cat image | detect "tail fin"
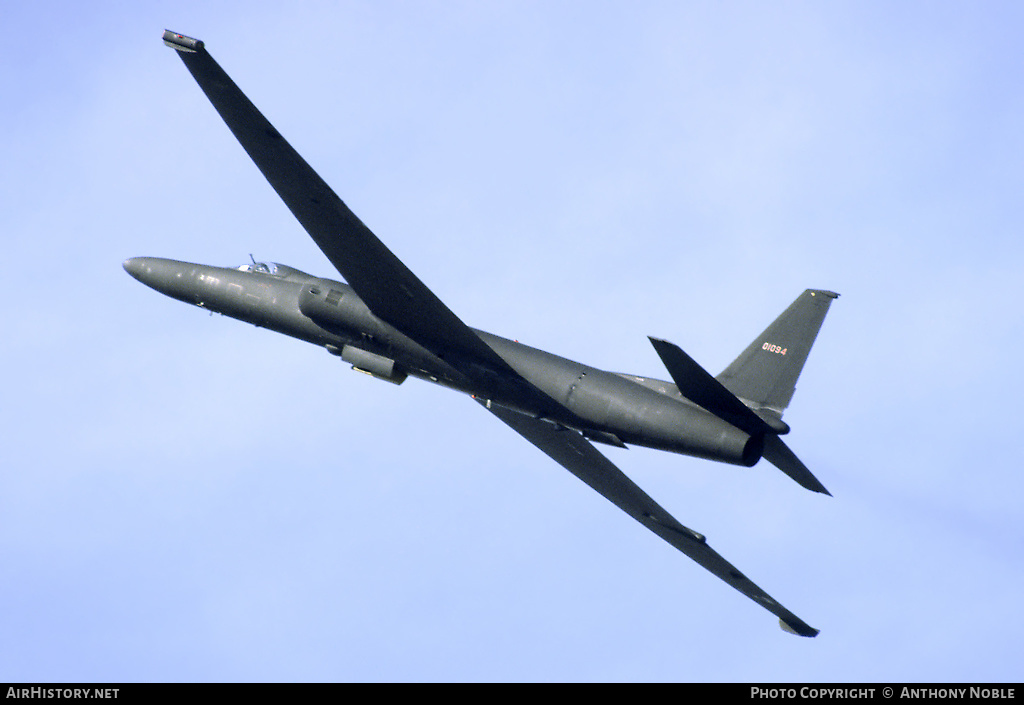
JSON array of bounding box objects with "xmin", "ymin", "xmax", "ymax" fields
[{"xmin": 716, "ymin": 289, "xmax": 838, "ymax": 414}]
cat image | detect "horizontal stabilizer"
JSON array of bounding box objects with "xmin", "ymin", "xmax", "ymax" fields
[
  {"xmin": 648, "ymin": 337, "xmax": 780, "ymax": 436},
  {"xmin": 762, "ymin": 435, "xmax": 830, "ymax": 496}
]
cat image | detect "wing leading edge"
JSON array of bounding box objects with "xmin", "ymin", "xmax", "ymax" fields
[
  {"xmin": 481, "ymin": 401, "xmax": 819, "ymax": 637},
  {"xmin": 162, "ymin": 31, "xmax": 513, "ymax": 378}
]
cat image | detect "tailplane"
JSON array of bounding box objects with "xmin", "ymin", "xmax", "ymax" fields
[
  {"xmin": 762, "ymin": 435, "xmax": 831, "ymax": 496},
  {"xmin": 650, "ymin": 289, "xmax": 837, "ymax": 495}
]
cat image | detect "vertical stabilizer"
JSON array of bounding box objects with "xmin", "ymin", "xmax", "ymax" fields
[{"xmin": 716, "ymin": 290, "xmax": 838, "ymax": 413}]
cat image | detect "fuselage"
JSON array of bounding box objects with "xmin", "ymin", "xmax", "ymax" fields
[{"xmin": 124, "ymin": 256, "xmax": 762, "ymax": 467}]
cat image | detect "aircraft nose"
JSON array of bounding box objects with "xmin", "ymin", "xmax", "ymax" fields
[
  {"xmin": 122, "ymin": 256, "xmax": 206, "ymax": 304},
  {"xmin": 122, "ymin": 257, "xmax": 183, "ymax": 292},
  {"xmin": 123, "ymin": 257, "xmax": 147, "ymax": 281}
]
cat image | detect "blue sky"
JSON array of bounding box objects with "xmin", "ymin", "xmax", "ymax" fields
[{"xmin": 2, "ymin": 1, "xmax": 1022, "ymax": 682}]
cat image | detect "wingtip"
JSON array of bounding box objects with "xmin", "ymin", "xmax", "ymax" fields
[
  {"xmin": 163, "ymin": 30, "xmax": 204, "ymax": 53},
  {"xmin": 780, "ymin": 617, "xmax": 820, "ymax": 637}
]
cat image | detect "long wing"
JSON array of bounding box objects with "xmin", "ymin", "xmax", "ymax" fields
[
  {"xmin": 165, "ymin": 31, "xmax": 818, "ymax": 636},
  {"xmin": 481, "ymin": 401, "xmax": 820, "ymax": 637},
  {"xmin": 163, "ymin": 31, "xmax": 513, "ymax": 376}
]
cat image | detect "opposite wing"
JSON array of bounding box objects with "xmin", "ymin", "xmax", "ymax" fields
[
  {"xmin": 481, "ymin": 401, "xmax": 819, "ymax": 637},
  {"xmin": 163, "ymin": 31, "xmax": 512, "ymax": 377}
]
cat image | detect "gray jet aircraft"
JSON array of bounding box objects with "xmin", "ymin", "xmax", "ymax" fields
[{"xmin": 125, "ymin": 31, "xmax": 839, "ymax": 637}]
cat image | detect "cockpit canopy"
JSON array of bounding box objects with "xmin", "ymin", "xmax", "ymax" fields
[
  {"xmin": 234, "ymin": 260, "xmax": 311, "ymax": 280},
  {"xmin": 236, "ymin": 261, "xmax": 282, "ymax": 275}
]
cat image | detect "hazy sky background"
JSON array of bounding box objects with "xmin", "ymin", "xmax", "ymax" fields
[{"xmin": 2, "ymin": 1, "xmax": 1022, "ymax": 682}]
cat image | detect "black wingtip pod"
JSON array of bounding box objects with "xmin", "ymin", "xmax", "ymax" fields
[{"xmin": 163, "ymin": 30, "xmax": 204, "ymax": 53}]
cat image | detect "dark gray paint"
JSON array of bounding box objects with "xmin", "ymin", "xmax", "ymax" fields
[{"xmin": 125, "ymin": 31, "xmax": 842, "ymax": 637}]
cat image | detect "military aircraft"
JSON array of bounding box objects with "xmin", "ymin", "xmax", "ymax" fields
[{"xmin": 126, "ymin": 30, "xmax": 839, "ymax": 637}]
